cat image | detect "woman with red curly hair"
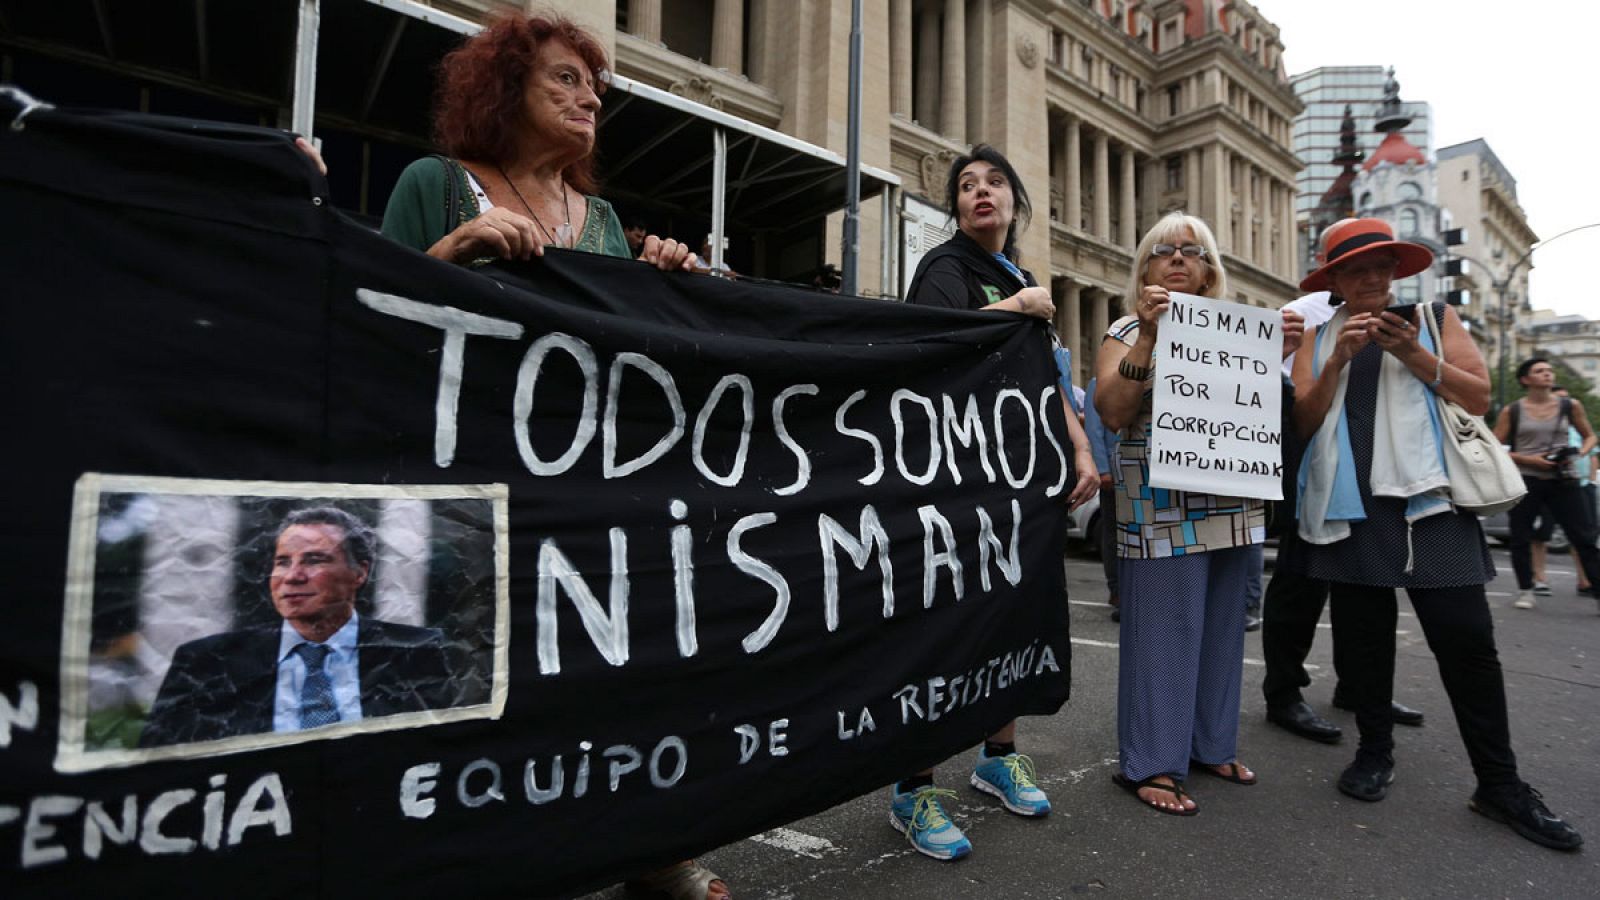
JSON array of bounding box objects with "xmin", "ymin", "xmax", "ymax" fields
[
  {"xmin": 382, "ymin": 13, "xmax": 693, "ymax": 271},
  {"xmin": 387, "ymin": 14, "xmax": 719, "ymax": 900}
]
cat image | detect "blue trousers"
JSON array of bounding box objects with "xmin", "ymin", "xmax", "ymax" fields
[{"xmin": 1117, "ymin": 546, "xmax": 1253, "ymax": 782}]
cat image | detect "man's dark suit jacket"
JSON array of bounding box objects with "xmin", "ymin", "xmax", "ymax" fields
[{"xmin": 138, "ymin": 617, "xmax": 456, "ymax": 747}]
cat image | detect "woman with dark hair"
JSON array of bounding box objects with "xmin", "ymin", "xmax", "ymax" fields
[
  {"xmin": 382, "ymin": 14, "xmax": 693, "ymax": 271},
  {"xmin": 1291, "ymin": 218, "xmax": 1580, "ymax": 850},
  {"xmin": 888, "ymin": 144, "xmax": 1098, "ymax": 861},
  {"xmin": 1096, "ymin": 212, "xmax": 1304, "ymax": 816},
  {"xmin": 1493, "ymin": 359, "xmax": 1600, "ymax": 610},
  {"xmin": 903, "ymin": 145, "xmax": 1057, "ymax": 316}
]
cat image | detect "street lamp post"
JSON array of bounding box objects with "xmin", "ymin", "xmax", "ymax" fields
[{"xmin": 1493, "ymin": 222, "xmax": 1600, "ymax": 410}]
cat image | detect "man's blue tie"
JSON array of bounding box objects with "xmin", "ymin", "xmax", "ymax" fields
[{"xmin": 294, "ymin": 642, "xmax": 340, "ymax": 729}]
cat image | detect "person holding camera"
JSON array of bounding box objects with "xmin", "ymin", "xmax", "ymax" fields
[{"xmin": 1492, "ymin": 358, "xmax": 1600, "ymax": 612}]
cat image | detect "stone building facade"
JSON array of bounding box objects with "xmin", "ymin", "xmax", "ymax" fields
[
  {"xmin": 1349, "ymin": 72, "xmax": 1444, "ymax": 307},
  {"xmin": 543, "ymin": 0, "xmax": 1306, "ymax": 383},
  {"xmin": 1520, "ymin": 311, "xmax": 1600, "ymax": 395},
  {"xmin": 0, "ymin": 0, "xmax": 1304, "ymax": 385},
  {"xmin": 1436, "ymin": 138, "xmax": 1539, "ymax": 378},
  {"xmin": 1290, "ymin": 65, "xmax": 1431, "ymax": 242}
]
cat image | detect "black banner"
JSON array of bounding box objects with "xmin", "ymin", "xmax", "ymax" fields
[{"xmin": 0, "ymin": 105, "xmax": 1072, "ymax": 897}]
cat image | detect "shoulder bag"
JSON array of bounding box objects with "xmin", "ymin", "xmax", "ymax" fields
[{"xmin": 1419, "ymin": 304, "xmax": 1526, "ymax": 515}]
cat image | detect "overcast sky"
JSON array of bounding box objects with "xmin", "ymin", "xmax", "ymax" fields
[{"xmin": 1260, "ymin": 0, "xmax": 1596, "ymax": 316}]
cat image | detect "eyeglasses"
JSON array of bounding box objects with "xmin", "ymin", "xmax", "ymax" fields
[{"xmin": 1151, "ymin": 243, "xmax": 1208, "ymax": 260}]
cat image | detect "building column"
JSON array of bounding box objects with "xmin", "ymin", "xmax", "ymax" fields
[
  {"xmin": 1281, "ymin": 180, "xmax": 1297, "ymax": 278},
  {"xmin": 1240, "ymin": 163, "xmax": 1255, "ymax": 264},
  {"xmin": 1052, "ymin": 116, "xmax": 1068, "ymax": 223},
  {"xmin": 940, "ymin": 0, "xmax": 966, "ymax": 143},
  {"xmin": 1056, "ymin": 278, "xmax": 1083, "ymax": 380},
  {"xmin": 1207, "ymin": 143, "xmax": 1231, "ymax": 250},
  {"xmin": 1093, "ymin": 130, "xmax": 1111, "ymax": 241},
  {"xmin": 627, "ymin": 0, "xmax": 661, "ymax": 42},
  {"xmin": 890, "ymin": 0, "xmax": 912, "ymax": 117},
  {"xmin": 1267, "ymin": 178, "xmax": 1280, "ymax": 277},
  {"xmin": 1140, "ymin": 156, "xmax": 1162, "ymax": 233},
  {"xmin": 1087, "ymin": 287, "xmax": 1110, "ymax": 363},
  {"xmin": 1119, "ymin": 145, "xmax": 1137, "ymax": 248},
  {"xmin": 915, "ymin": 4, "xmax": 940, "ymax": 127},
  {"xmin": 747, "ymin": 0, "xmax": 768, "ymax": 84},
  {"xmin": 1066, "ymin": 115, "xmax": 1082, "ymax": 231},
  {"xmin": 711, "ymin": 0, "xmax": 744, "ymax": 73},
  {"xmin": 1186, "ymin": 147, "xmax": 1202, "ymax": 215}
]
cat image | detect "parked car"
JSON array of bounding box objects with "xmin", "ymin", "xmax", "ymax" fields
[{"xmin": 1065, "ymin": 489, "xmax": 1102, "ymax": 557}]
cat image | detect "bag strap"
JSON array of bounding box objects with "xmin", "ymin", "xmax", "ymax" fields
[
  {"xmin": 430, "ymin": 154, "xmax": 463, "ymax": 229},
  {"xmin": 1419, "ymin": 300, "xmax": 1445, "ymax": 364}
]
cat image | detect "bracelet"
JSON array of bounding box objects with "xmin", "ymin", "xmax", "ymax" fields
[
  {"xmin": 1428, "ymin": 354, "xmax": 1444, "ymax": 390},
  {"xmin": 1118, "ymin": 357, "xmax": 1154, "ymax": 381}
]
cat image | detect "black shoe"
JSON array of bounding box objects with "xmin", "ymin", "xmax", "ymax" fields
[
  {"xmin": 1331, "ymin": 694, "xmax": 1425, "ymax": 727},
  {"xmin": 1388, "ymin": 701, "xmax": 1424, "ymax": 727},
  {"xmin": 1266, "ymin": 701, "xmax": 1343, "ymax": 744},
  {"xmin": 1243, "ymin": 614, "xmax": 1262, "ymax": 633},
  {"xmin": 1110, "ymin": 607, "xmax": 1121, "ymax": 623},
  {"xmin": 1470, "ymin": 782, "xmax": 1584, "ymax": 851},
  {"xmin": 1337, "ymin": 757, "xmax": 1395, "ymax": 802}
]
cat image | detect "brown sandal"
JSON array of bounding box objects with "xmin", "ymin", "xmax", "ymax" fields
[{"xmin": 1113, "ymin": 772, "xmax": 1199, "ymax": 816}]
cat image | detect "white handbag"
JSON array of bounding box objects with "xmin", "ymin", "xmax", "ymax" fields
[{"xmin": 1419, "ymin": 305, "xmax": 1527, "ymax": 515}]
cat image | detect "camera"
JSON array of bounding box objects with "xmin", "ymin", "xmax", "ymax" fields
[{"xmin": 1545, "ymin": 446, "xmax": 1580, "ymax": 482}]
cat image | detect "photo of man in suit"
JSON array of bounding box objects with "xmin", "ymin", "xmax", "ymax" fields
[{"xmin": 139, "ymin": 506, "xmax": 455, "ymax": 747}]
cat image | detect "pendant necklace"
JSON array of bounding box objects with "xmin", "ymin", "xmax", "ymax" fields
[{"xmin": 499, "ymin": 165, "xmax": 574, "ymax": 248}]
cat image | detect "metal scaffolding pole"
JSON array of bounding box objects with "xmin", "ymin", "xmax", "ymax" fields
[
  {"xmin": 840, "ymin": 0, "xmax": 863, "ymax": 296},
  {"xmin": 710, "ymin": 126, "xmax": 728, "ymax": 274},
  {"xmin": 290, "ymin": 0, "xmax": 320, "ymax": 138}
]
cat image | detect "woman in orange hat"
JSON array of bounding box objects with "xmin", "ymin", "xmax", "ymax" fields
[{"xmin": 1289, "ymin": 218, "xmax": 1581, "ymax": 851}]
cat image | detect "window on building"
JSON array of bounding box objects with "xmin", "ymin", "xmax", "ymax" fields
[
  {"xmin": 1398, "ymin": 181, "xmax": 1422, "ymax": 200},
  {"xmin": 1049, "ymin": 29, "xmax": 1064, "ymax": 67},
  {"xmin": 1167, "ymin": 84, "xmax": 1180, "ymax": 117},
  {"xmin": 1165, "ymin": 156, "xmax": 1183, "ymax": 192},
  {"xmin": 660, "ymin": 0, "xmax": 716, "ymax": 64},
  {"xmin": 1397, "ymin": 280, "xmax": 1421, "ymax": 302},
  {"xmin": 1399, "ymin": 208, "xmax": 1420, "ymax": 237}
]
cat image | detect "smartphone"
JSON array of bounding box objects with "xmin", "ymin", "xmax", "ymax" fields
[{"xmin": 1382, "ymin": 302, "xmax": 1419, "ymax": 322}]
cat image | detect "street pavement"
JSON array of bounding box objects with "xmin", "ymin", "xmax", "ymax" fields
[{"xmin": 587, "ymin": 544, "xmax": 1600, "ymax": 899}]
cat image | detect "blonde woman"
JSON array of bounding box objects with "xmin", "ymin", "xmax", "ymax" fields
[{"xmin": 1095, "ymin": 212, "xmax": 1303, "ymax": 815}]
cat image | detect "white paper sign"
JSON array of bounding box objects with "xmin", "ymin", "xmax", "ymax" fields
[{"xmin": 1148, "ymin": 292, "xmax": 1283, "ymax": 500}]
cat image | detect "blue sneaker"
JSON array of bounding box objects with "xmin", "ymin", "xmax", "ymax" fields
[
  {"xmin": 889, "ymin": 786, "xmax": 972, "ymax": 860},
  {"xmin": 971, "ymin": 749, "xmax": 1051, "ymax": 816}
]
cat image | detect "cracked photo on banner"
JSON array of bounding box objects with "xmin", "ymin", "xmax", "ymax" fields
[
  {"xmin": 0, "ymin": 103, "xmax": 1074, "ymax": 898},
  {"xmin": 57, "ymin": 475, "xmax": 510, "ymax": 773},
  {"xmin": 1148, "ymin": 292, "xmax": 1284, "ymax": 500}
]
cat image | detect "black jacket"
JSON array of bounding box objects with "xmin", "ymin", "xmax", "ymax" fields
[
  {"xmin": 905, "ymin": 230, "xmax": 1036, "ymax": 310},
  {"xmin": 139, "ymin": 616, "xmax": 455, "ymax": 747}
]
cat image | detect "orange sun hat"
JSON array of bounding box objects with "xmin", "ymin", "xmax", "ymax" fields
[{"xmin": 1300, "ymin": 217, "xmax": 1433, "ymax": 293}]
